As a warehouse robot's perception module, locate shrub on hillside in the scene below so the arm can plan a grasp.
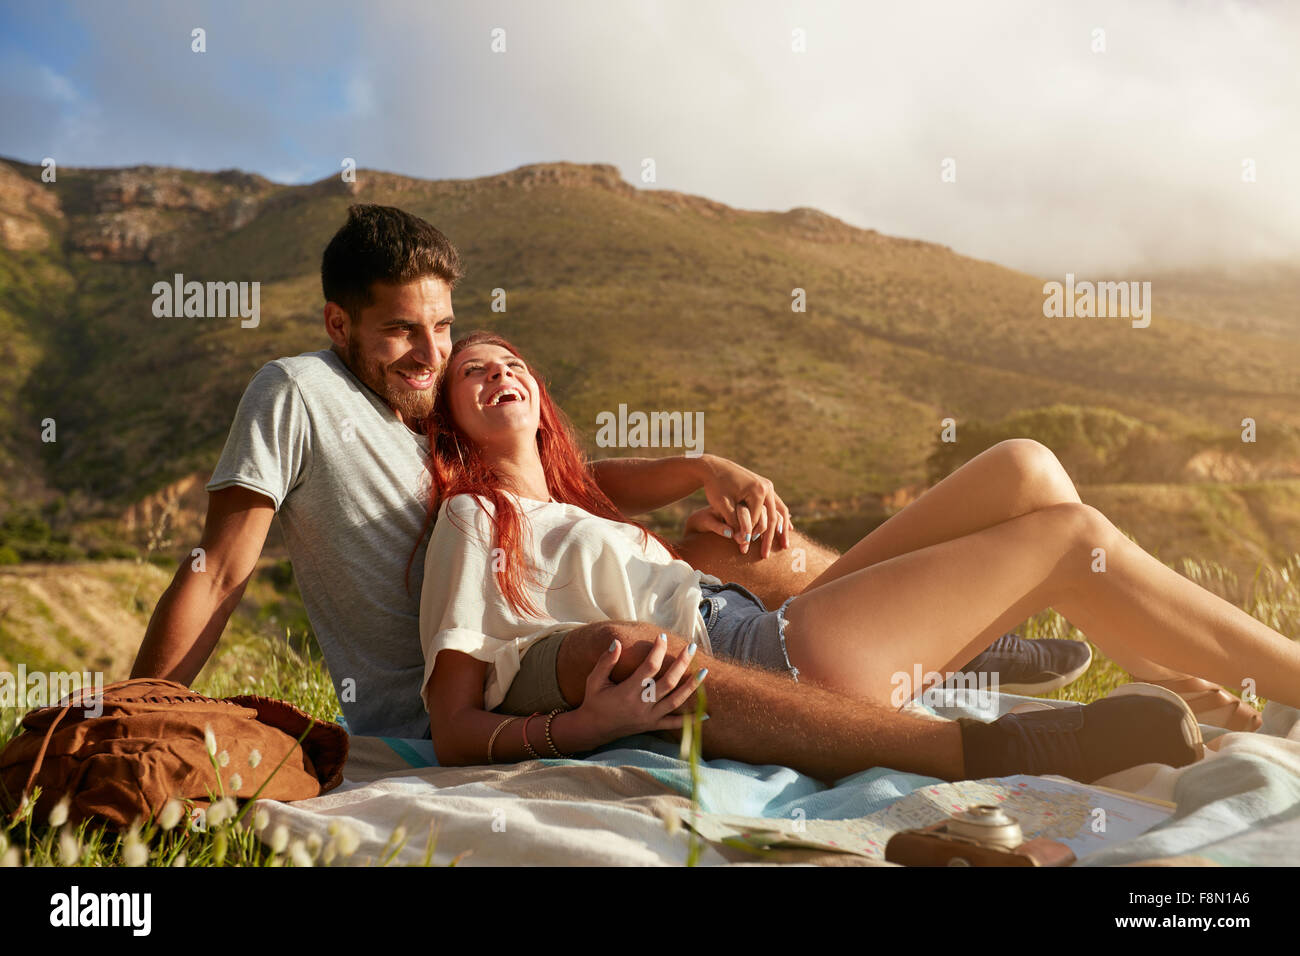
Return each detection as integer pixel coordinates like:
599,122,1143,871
925,405,1205,485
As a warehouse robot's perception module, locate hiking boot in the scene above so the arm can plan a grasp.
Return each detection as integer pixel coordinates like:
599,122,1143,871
956,633,1093,695
957,686,1204,783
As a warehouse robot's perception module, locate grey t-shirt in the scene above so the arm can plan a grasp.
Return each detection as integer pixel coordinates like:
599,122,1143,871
206,348,433,739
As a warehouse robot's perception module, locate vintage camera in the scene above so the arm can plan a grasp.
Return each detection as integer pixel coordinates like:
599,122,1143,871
885,805,1076,867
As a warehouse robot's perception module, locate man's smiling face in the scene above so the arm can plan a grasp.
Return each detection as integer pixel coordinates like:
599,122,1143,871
326,276,455,427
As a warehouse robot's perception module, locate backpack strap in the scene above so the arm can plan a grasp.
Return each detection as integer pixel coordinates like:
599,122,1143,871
6,700,73,824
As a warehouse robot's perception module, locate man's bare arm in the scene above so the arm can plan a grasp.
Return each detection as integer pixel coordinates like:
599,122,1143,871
130,486,275,685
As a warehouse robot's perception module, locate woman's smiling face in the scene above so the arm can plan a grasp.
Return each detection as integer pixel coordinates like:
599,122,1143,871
446,342,541,450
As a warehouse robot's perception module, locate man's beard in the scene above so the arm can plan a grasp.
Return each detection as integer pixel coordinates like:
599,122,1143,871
343,337,441,425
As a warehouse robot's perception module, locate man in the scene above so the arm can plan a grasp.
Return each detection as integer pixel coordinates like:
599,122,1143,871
132,204,1199,784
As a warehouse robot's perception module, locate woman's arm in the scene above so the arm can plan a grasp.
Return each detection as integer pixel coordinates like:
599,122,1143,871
422,495,601,762
590,454,793,555
589,455,712,515
427,641,706,766
427,649,602,765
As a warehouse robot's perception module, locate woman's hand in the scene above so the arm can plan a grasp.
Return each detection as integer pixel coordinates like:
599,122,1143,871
683,504,732,539
574,634,707,743
694,455,792,557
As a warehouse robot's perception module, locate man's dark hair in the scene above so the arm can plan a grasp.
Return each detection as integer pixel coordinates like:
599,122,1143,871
321,203,465,321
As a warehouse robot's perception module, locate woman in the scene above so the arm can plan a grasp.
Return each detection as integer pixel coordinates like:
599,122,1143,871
417,331,1300,765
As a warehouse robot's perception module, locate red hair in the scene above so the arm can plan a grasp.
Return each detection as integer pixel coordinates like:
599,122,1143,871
405,330,680,618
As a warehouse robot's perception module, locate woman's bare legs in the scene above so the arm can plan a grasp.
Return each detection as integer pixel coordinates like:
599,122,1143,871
800,438,1180,682
801,439,1081,589
781,502,1300,710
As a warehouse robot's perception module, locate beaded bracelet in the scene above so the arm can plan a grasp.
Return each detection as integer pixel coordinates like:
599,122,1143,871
520,712,542,759
543,708,568,758
487,716,518,765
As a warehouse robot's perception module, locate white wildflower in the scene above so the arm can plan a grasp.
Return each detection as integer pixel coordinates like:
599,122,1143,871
123,835,149,867
334,822,360,857
217,750,230,768
322,839,337,865
248,749,262,768
58,830,81,866
157,799,184,831
47,795,71,829
207,797,237,828
227,774,243,792
269,824,289,854
204,724,217,757
289,839,312,867
254,807,270,832
171,851,187,867
306,832,323,860
1,847,20,867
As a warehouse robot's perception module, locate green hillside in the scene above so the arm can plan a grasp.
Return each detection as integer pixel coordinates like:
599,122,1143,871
0,156,1297,578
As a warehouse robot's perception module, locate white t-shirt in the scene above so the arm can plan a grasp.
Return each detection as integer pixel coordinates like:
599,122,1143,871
419,492,722,714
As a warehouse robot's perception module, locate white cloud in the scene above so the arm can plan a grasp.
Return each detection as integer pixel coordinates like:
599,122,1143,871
37,64,78,103
345,0,1300,275
3,0,1296,275
345,73,374,115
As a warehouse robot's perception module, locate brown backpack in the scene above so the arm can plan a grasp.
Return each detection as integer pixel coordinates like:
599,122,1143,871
0,678,348,830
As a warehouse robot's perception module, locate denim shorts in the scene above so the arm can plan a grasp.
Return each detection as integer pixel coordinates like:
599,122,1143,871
493,583,801,718
698,581,801,681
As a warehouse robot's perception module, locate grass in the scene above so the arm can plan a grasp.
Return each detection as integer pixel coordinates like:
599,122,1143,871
2,552,1298,866
192,627,341,722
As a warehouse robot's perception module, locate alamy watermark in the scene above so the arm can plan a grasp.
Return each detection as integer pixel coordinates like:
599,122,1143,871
595,404,704,457
0,665,104,718
49,886,151,936
891,663,1000,710
1042,273,1151,328
152,273,260,328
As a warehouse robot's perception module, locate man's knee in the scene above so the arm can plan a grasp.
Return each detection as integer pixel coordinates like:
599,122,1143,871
674,529,836,610
785,528,838,586
555,620,695,706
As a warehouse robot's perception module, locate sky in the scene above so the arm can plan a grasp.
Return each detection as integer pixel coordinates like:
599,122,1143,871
2,0,1298,277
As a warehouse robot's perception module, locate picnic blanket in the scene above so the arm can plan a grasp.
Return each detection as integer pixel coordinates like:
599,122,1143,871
258,691,1300,866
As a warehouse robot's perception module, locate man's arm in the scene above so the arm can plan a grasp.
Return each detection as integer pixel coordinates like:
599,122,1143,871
130,486,275,684
590,453,793,557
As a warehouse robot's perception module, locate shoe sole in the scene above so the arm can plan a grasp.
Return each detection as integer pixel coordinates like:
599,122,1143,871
1145,678,1263,732
990,642,1095,696
1006,700,1057,715
1103,682,1206,763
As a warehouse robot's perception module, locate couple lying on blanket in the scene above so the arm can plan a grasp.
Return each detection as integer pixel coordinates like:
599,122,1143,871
417,328,1298,781
135,204,1293,787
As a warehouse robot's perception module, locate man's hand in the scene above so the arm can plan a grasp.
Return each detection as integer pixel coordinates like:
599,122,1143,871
692,456,792,558
574,635,705,742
